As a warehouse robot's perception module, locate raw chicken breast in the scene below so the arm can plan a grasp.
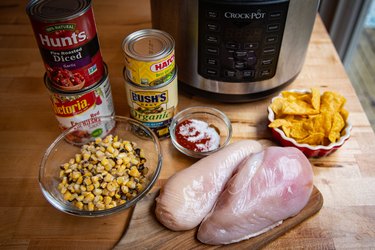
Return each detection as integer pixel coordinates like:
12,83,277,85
155,140,263,231
197,147,313,245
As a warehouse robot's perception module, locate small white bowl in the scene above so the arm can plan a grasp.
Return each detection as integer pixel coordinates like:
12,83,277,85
169,106,232,158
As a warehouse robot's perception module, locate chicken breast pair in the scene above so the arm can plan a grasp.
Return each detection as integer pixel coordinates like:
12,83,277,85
155,140,313,245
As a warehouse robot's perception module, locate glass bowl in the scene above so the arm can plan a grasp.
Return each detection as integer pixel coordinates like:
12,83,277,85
169,106,232,158
267,89,352,158
39,115,162,217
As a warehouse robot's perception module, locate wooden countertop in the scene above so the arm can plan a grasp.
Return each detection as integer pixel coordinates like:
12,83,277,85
1,0,375,249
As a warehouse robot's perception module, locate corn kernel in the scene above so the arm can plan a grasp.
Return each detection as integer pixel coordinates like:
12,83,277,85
75,154,82,163
124,143,133,152
108,159,116,167
113,141,121,148
86,184,94,192
96,150,105,159
87,202,94,211
104,174,114,182
126,180,136,189
107,182,117,192
76,195,84,202
107,145,114,154
83,153,91,161
94,195,103,203
129,167,140,178
116,176,125,185
63,191,73,201
136,183,143,192
76,176,83,185
96,201,105,210
103,196,112,205
130,158,139,166
93,188,103,196
117,153,126,159
72,171,81,180
83,177,92,186
83,193,95,203
121,185,129,194
104,164,112,172
101,158,109,166
75,201,84,210
62,163,70,170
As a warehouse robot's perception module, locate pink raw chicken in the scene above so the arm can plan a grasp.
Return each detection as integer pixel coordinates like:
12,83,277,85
197,146,313,245
155,140,263,231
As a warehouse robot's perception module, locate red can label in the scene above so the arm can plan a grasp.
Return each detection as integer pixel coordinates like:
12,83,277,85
27,2,104,91
45,72,115,144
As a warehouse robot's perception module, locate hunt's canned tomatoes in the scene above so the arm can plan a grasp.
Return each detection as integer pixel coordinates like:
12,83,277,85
27,0,105,92
45,66,115,144
122,29,175,86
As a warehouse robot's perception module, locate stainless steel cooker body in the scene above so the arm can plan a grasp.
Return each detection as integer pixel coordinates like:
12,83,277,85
151,0,320,101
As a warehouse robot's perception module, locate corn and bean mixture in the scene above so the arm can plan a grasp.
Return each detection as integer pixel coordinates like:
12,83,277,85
57,134,149,211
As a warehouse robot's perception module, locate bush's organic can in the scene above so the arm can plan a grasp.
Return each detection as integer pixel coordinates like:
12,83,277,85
124,68,178,139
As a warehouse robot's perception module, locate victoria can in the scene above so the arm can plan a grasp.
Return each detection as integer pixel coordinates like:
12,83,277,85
27,0,105,92
45,65,115,144
124,68,178,139
122,29,175,86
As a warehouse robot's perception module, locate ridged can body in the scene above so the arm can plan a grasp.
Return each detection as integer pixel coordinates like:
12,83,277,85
124,68,178,139
45,65,115,143
27,0,105,92
122,29,175,86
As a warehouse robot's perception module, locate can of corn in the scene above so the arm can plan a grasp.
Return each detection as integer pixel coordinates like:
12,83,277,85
122,29,175,86
123,67,178,139
45,64,115,144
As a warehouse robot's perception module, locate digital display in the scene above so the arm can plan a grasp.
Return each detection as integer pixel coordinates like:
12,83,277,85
223,24,263,42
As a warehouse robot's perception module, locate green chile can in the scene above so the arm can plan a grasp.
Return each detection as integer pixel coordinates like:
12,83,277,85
123,68,178,139
122,29,175,86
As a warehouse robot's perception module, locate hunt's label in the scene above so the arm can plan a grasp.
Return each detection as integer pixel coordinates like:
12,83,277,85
27,0,105,91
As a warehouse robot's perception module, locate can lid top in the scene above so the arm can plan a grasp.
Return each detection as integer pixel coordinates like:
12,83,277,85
122,29,174,61
26,0,91,21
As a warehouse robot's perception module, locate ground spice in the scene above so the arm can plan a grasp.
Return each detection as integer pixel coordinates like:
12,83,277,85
175,119,220,152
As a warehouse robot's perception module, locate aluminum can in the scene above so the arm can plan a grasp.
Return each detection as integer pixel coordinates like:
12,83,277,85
124,68,178,139
122,29,175,86
27,0,105,91
45,65,115,143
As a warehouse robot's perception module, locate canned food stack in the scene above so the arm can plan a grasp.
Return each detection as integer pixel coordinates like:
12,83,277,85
122,29,178,139
26,0,115,143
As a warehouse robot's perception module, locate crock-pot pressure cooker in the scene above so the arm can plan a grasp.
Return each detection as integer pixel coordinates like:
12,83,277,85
151,0,320,102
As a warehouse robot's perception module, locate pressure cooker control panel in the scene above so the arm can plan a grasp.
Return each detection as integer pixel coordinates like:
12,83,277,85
198,0,289,82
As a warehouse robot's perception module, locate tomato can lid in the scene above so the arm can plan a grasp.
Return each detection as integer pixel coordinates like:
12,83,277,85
26,0,92,22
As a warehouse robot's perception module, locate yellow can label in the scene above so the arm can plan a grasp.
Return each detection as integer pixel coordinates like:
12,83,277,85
125,72,178,138
125,53,175,86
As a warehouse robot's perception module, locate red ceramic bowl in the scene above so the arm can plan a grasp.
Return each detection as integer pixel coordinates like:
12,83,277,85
267,89,352,158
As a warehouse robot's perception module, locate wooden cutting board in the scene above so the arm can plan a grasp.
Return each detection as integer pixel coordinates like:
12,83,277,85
115,186,323,249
